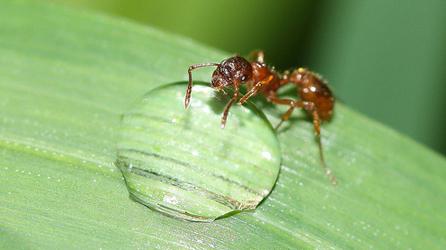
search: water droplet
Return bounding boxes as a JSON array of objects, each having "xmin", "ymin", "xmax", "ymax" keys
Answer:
[{"xmin": 116, "ymin": 83, "xmax": 281, "ymax": 222}]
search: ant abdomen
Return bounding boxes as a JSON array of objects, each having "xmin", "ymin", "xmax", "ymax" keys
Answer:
[{"xmin": 289, "ymin": 68, "xmax": 335, "ymax": 121}]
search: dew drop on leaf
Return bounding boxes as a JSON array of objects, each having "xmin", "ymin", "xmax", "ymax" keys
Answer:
[{"xmin": 116, "ymin": 82, "xmax": 281, "ymax": 222}]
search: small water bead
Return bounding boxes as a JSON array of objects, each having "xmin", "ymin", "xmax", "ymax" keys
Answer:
[{"xmin": 116, "ymin": 82, "xmax": 281, "ymax": 222}]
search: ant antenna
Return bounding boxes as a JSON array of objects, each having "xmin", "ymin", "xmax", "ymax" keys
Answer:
[{"xmin": 185, "ymin": 63, "xmax": 220, "ymax": 108}]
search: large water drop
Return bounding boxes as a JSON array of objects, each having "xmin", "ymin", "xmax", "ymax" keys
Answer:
[{"xmin": 116, "ymin": 82, "xmax": 281, "ymax": 222}]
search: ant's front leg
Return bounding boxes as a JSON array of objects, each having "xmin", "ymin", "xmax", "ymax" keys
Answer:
[
  {"xmin": 220, "ymin": 84, "xmax": 240, "ymax": 129},
  {"xmin": 239, "ymin": 75, "xmax": 274, "ymax": 105},
  {"xmin": 238, "ymin": 82, "xmax": 261, "ymax": 105}
]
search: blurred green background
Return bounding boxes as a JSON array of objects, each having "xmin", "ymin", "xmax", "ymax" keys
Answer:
[{"xmin": 42, "ymin": 0, "xmax": 446, "ymax": 155}]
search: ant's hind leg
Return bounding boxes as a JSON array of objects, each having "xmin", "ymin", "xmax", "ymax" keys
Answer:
[{"xmin": 312, "ymin": 111, "xmax": 337, "ymax": 185}]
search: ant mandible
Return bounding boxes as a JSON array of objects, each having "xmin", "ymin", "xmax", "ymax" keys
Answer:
[{"xmin": 184, "ymin": 51, "xmax": 336, "ymax": 185}]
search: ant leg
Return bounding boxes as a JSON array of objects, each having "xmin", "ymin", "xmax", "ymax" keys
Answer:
[
  {"xmin": 312, "ymin": 111, "xmax": 337, "ymax": 185},
  {"xmin": 248, "ymin": 50, "xmax": 265, "ymax": 63},
  {"xmin": 267, "ymin": 94, "xmax": 305, "ymax": 130},
  {"xmin": 221, "ymin": 85, "xmax": 240, "ymax": 129},
  {"xmin": 267, "ymin": 93, "xmax": 299, "ymax": 106},
  {"xmin": 274, "ymin": 106, "xmax": 295, "ymax": 130},
  {"xmin": 269, "ymin": 92, "xmax": 337, "ymax": 185},
  {"xmin": 185, "ymin": 63, "xmax": 220, "ymax": 108},
  {"xmin": 239, "ymin": 75, "xmax": 273, "ymax": 105},
  {"xmin": 239, "ymin": 83, "xmax": 260, "ymax": 104}
]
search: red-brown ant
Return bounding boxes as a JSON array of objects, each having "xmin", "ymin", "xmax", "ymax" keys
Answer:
[{"xmin": 184, "ymin": 51, "xmax": 336, "ymax": 184}]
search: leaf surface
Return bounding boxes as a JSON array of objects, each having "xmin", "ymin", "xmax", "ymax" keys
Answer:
[{"xmin": 0, "ymin": 1, "xmax": 445, "ymax": 249}]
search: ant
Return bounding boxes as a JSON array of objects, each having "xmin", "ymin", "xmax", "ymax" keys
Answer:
[{"xmin": 184, "ymin": 51, "xmax": 336, "ymax": 185}]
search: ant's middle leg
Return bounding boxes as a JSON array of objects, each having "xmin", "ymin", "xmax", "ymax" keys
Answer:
[
  {"xmin": 267, "ymin": 94, "xmax": 313, "ymax": 130},
  {"xmin": 275, "ymin": 106, "xmax": 295, "ymax": 130}
]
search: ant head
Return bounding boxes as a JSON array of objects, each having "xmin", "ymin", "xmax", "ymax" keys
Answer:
[{"xmin": 211, "ymin": 56, "xmax": 252, "ymax": 89}]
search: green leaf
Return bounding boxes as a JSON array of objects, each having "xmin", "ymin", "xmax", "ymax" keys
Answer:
[{"xmin": 0, "ymin": 0, "xmax": 445, "ymax": 249}]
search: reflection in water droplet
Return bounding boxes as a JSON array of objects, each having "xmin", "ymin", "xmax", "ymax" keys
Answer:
[
  {"xmin": 261, "ymin": 151, "xmax": 272, "ymax": 161},
  {"xmin": 163, "ymin": 195, "xmax": 179, "ymax": 205},
  {"xmin": 116, "ymin": 82, "xmax": 281, "ymax": 222}
]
